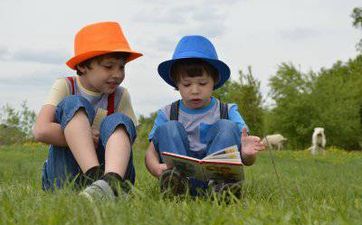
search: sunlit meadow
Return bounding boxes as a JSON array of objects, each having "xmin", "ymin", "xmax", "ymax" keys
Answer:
[{"xmin": 0, "ymin": 143, "xmax": 361, "ymax": 225}]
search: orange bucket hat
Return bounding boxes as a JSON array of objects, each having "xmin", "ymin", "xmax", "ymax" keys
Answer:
[{"xmin": 66, "ymin": 21, "xmax": 143, "ymax": 70}]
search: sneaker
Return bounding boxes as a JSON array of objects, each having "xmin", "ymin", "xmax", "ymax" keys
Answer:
[
  {"xmin": 79, "ymin": 179, "xmax": 116, "ymax": 201},
  {"xmin": 76, "ymin": 166, "xmax": 104, "ymax": 188},
  {"xmin": 159, "ymin": 169, "xmax": 188, "ymax": 196},
  {"xmin": 102, "ymin": 172, "xmax": 130, "ymax": 197}
]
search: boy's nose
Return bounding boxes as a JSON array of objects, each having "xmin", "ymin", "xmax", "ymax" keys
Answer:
[
  {"xmin": 113, "ymin": 69, "xmax": 124, "ymax": 79},
  {"xmin": 191, "ymin": 85, "xmax": 199, "ymax": 94}
]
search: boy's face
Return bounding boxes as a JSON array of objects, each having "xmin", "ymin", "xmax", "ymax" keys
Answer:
[
  {"xmin": 78, "ymin": 56, "xmax": 126, "ymax": 94},
  {"xmin": 177, "ymin": 71, "xmax": 214, "ymax": 109}
]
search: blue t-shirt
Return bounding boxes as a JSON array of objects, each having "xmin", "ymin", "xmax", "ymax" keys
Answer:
[{"xmin": 148, "ymin": 97, "xmax": 248, "ymax": 152}]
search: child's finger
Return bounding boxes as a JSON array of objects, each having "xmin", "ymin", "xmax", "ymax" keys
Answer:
[
  {"xmin": 165, "ymin": 164, "xmax": 173, "ymax": 169},
  {"xmin": 252, "ymin": 136, "xmax": 261, "ymax": 142},
  {"xmin": 242, "ymin": 127, "xmax": 248, "ymax": 138},
  {"xmin": 161, "ymin": 163, "xmax": 172, "ymax": 171}
]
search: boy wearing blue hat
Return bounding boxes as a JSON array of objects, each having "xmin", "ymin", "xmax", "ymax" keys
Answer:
[{"xmin": 145, "ymin": 35, "xmax": 265, "ymax": 196}]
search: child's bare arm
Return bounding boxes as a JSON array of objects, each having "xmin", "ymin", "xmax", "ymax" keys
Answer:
[
  {"xmin": 33, "ymin": 104, "xmax": 67, "ymax": 146},
  {"xmin": 145, "ymin": 141, "xmax": 169, "ymax": 177}
]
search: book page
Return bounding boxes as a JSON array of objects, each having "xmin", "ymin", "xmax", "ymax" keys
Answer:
[
  {"xmin": 202, "ymin": 163, "xmax": 244, "ymax": 182},
  {"xmin": 203, "ymin": 145, "xmax": 239, "ymax": 160},
  {"xmin": 203, "ymin": 157, "xmax": 241, "ymax": 164},
  {"xmin": 205, "ymin": 152, "xmax": 240, "ymax": 160},
  {"xmin": 162, "ymin": 152, "xmax": 205, "ymax": 180}
]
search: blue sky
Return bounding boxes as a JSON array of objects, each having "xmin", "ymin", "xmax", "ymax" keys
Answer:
[{"xmin": 0, "ymin": 0, "xmax": 360, "ymax": 116}]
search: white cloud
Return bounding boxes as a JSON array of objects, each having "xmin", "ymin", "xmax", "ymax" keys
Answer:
[
  {"xmin": 279, "ymin": 27, "xmax": 321, "ymax": 41},
  {"xmin": 0, "ymin": 0, "xmax": 360, "ymax": 117},
  {"xmin": 0, "ymin": 47, "xmax": 67, "ymax": 65}
]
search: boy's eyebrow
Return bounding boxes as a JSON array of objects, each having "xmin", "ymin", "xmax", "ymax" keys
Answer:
[{"xmin": 180, "ymin": 80, "xmax": 191, "ymax": 83}]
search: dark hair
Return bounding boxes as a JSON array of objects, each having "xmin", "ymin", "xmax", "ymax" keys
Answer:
[
  {"xmin": 170, "ymin": 59, "xmax": 219, "ymax": 88},
  {"xmin": 76, "ymin": 52, "xmax": 130, "ymax": 75}
]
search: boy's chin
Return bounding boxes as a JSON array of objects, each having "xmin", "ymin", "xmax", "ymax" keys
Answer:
[
  {"xmin": 104, "ymin": 88, "xmax": 117, "ymax": 94},
  {"xmin": 187, "ymin": 101, "xmax": 207, "ymax": 109}
]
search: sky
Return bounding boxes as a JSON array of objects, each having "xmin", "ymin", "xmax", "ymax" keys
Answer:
[{"xmin": 0, "ymin": 0, "xmax": 360, "ymax": 117}]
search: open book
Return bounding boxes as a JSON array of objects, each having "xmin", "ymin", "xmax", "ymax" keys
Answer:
[{"xmin": 162, "ymin": 145, "xmax": 244, "ymax": 182}]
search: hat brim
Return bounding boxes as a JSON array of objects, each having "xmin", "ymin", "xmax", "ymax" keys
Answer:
[
  {"xmin": 66, "ymin": 49, "xmax": 143, "ymax": 70},
  {"xmin": 157, "ymin": 57, "xmax": 230, "ymax": 89}
]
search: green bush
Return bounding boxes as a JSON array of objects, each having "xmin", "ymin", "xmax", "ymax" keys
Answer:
[
  {"xmin": 134, "ymin": 113, "xmax": 157, "ymax": 151},
  {"xmin": 0, "ymin": 101, "xmax": 36, "ymax": 145},
  {"xmin": 214, "ymin": 67, "xmax": 264, "ymax": 136},
  {"xmin": 266, "ymin": 56, "xmax": 362, "ymax": 150}
]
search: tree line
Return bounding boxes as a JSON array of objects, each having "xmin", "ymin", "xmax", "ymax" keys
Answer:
[
  {"xmin": 1, "ymin": 8, "xmax": 361, "ymax": 150},
  {"xmin": 133, "ymin": 54, "xmax": 361, "ymax": 151},
  {"xmin": 135, "ymin": 7, "xmax": 362, "ymax": 150}
]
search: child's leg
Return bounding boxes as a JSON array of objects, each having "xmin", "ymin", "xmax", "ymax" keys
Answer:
[
  {"xmin": 152, "ymin": 121, "xmax": 189, "ymax": 161},
  {"xmin": 204, "ymin": 119, "xmax": 243, "ymax": 198},
  {"xmin": 104, "ymin": 127, "xmax": 130, "ymax": 176},
  {"xmin": 42, "ymin": 145, "xmax": 80, "ymax": 190},
  {"xmin": 204, "ymin": 119, "xmax": 241, "ymax": 155},
  {"xmin": 79, "ymin": 113, "xmax": 136, "ymax": 200},
  {"xmin": 42, "ymin": 95, "xmax": 97, "ymax": 190},
  {"xmin": 64, "ymin": 109, "xmax": 99, "ymax": 173},
  {"xmin": 98, "ymin": 112, "xmax": 136, "ymax": 184},
  {"xmin": 152, "ymin": 121, "xmax": 191, "ymax": 195}
]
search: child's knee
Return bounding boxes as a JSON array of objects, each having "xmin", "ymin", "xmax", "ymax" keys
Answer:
[
  {"xmin": 101, "ymin": 113, "xmax": 135, "ymax": 130},
  {"xmin": 60, "ymin": 96, "xmax": 93, "ymax": 110},
  {"xmin": 100, "ymin": 113, "xmax": 136, "ymax": 145},
  {"xmin": 213, "ymin": 119, "xmax": 238, "ymax": 132},
  {"xmin": 153, "ymin": 121, "xmax": 185, "ymax": 141},
  {"xmin": 56, "ymin": 96, "xmax": 95, "ymax": 127},
  {"xmin": 158, "ymin": 121, "xmax": 184, "ymax": 134}
]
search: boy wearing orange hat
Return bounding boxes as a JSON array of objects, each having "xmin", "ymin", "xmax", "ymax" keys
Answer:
[{"xmin": 33, "ymin": 21, "xmax": 142, "ymax": 200}]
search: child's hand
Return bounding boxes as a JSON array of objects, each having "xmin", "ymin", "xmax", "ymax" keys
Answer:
[
  {"xmin": 241, "ymin": 127, "xmax": 265, "ymax": 156},
  {"xmin": 91, "ymin": 128, "xmax": 100, "ymax": 147},
  {"xmin": 156, "ymin": 163, "xmax": 171, "ymax": 178}
]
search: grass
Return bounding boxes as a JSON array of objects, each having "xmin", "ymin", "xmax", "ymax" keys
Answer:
[{"xmin": 0, "ymin": 143, "xmax": 361, "ymax": 225}]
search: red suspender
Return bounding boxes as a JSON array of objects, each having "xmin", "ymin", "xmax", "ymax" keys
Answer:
[
  {"xmin": 107, "ymin": 92, "xmax": 115, "ymax": 115},
  {"xmin": 66, "ymin": 76, "xmax": 75, "ymax": 95}
]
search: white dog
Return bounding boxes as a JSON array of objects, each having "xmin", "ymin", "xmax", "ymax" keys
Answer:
[
  {"xmin": 262, "ymin": 134, "xmax": 287, "ymax": 150},
  {"xmin": 309, "ymin": 127, "xmax": 326, "ymax": 155}
]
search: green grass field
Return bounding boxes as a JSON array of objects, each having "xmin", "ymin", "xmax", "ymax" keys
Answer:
[{"xmin": 0, "ymin": 143, "xmax": 361, "ymax": 225}]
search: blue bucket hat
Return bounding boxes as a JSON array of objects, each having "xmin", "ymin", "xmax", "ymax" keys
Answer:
[{"xmin": 158, "ymin": 35, "xmax": 230, "ymax": 89}]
